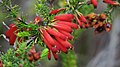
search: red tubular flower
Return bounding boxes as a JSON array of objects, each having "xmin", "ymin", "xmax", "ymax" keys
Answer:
[
  {"xmin": 51, "ymin": 47, "xmax": 59, "ymax": 53},
  {"xmin": 34, "ymin": 16, "xmax": 42, "ymax": 24},
  {"xmin": 54, "ymin": 39, "xmax": 68, "ymax": 53},
  {"xmin": 48, "ymin": 49, "xmax": 51, "ymax": 60},
  {"xmin": 54, "ymin": 14, "xmax": 74, "ymax": 22},
  {"xmin": 42, "ymin": 36, "xmax": 59, "ymax": 53},
  {"xmin": 42, "ymin": 29, "xmax": 55, "ymax": 47},
  {"xmin": 56, "ymin": 21, "xmax": 78, "ymax": 29},
  {"xmin": 50, "ymin": 8, "xmax": 65, "ymax": 14},
  {"xmin": 85, "ymin": 23, "xmax": 90, "ymax": 28},
  {"xmin": 55, "ymin": 37, "xmax": 73, "ymax": 49},
  {"xmin": 9, "ymin": 23, "xmax": 16, "ymax": 28},
  {"xmin": 46, "ymin": 28, "xmax": 67, "ymax": 40},
  {"xmin": 58, "ymin": 30, "xmax": 73, "ymax": 40},
  {"xmin": 52, "ymin": 51, "xmax": 58, "ymax": 60},
  {"xmin": 5, "ymin": 24, "xmax": 18, "ymax": 45},
  {"xmin": 53, "ymin": 24, "xmax": 72, "ymax": 33},
  {"xmin": 103, "ymin": 0, "xmax": 119, "ymax": 5},
  {"xmin": 6, "ymin": 25, "xmax": 17, "ymax": 38},
  {"xmin": 75, "ymin": 15, "xmax": 83, "ymax": 28},
  {"xmin": 42, "ymin": 36, "xmax": 53, "ymax": 50},
  {"xmin": 79, "ymin": 14, "xmax": 87, "ymax": 23},
  {"xmin": 91, "ymin": 0, "xmax": 98, "ymax": 8}
]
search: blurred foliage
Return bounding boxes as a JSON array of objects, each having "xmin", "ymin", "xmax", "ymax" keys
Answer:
[{"xmin": 1, "ymin": 42, "xmax": 34, "ymax": 67}]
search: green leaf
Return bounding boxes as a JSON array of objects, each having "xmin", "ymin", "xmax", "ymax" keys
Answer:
[
  {"xmin": 40, "ymin": 48, "xmax": 49, "ymax": 59},
  {"xmin": 17, "ymin": 31, "xmax": 30, "ymax": 37}
]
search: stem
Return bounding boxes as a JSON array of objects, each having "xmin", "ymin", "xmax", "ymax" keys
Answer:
[
  {"xmin": 0, "ymin": 34, "xmax": 9, "ymax": 42},
  {"xmin": 2, "ymin": 22, "xmax": 10, "ymax": 29}
]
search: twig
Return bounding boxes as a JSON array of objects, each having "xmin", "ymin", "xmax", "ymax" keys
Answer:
[
  {"xmin": 0, "ymin": 34, "xmax": 9, "ymax": 42},
  {"xmin": 2, "ymin": 22, "xmax": 10, "ymax": 29}
]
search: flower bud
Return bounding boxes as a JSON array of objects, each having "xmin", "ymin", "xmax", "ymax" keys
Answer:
[
  {"xmin": 104, "ymin": 22, "xmax": 112, "ymax": 32},
  {"xmin": 50, "ymin": 8, "xmax": 65, "ymax": 14},
  {"xmin": 33, "ymin": 52, "xmax": 40, "ymax": 60},
  {"xmin": 9, "ymin": 33, "xmax": 17, "ymax": 45}
]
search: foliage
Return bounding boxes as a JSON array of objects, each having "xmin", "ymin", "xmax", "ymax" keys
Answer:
[{"xmin": 0, "ymin": 0, "xmax": 119, "ymax": 67}]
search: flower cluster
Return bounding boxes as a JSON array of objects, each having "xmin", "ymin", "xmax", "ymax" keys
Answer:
[
  {"xmin": 40, "ymin": 14, "xmax": 78, "ymax": 60},
  {"xmin": 3, "ymin": 0, "xmax": 115, "ymax": 61},
  {"xmin": 85, "ymin": 13, "xmax": 112, "ymax": 33},
  {"xmin": 75, "ymin": 11, "xmax": 88, "ymax": 28},
  {"xmin": 27, "ymin": 46, "xmax": 40, "ymax": 62}
]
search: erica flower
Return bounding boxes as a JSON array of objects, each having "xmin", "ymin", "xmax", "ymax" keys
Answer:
[
  {"xmin": 58, "ymin": 30, "xmax": 73, "ymax": 40},
  {"xmin": 5, "ymin": 24, "xmax": 18, "ymax": 45},
  {"xmin": 79, "ymin": 14, "xmax": 87, "ymax": 23},
  {"xmin": 56, "ymin": 21, "xmax": 78, "ymax": 29},
  {"xmin": 28, "ymin": 46, "xmax": 41, "ymax": 61},
  {"xmin": 34, "ymin": 16, "xmax": 42, "ymax": 24},
  {"xmin": 47, "ymin": 49, "xmax": 58, "ymax": 60},
  {"xmin": 91, "ymin": 0, "xmax": 98, "ymax": 8},
  {"xmin": 103, "ymin": 0, "xmax": 120, "ymax": 5},
  {"xmin": 99, "ymin": 14, "xmax": 107, "ymax": 21},
  {"xmin": 53, "ymin": 24, "xmax": 73, "ymax": 33},
  {"xmin": 46, "ymin": 28, "xmax": 67, "ymax": 40},
  {"xmin": 75, "ymin": 15, "xmax": 83, "ymax": 28},
  {"xmin": 85, "ymin": 13, "xmax": 112, "ymax": 34},
  {"xmin": 54, "ymin": 14, "xmax": 74, "ymax": 22},
  {"xmin": 50, "ymin": 8, "xmax": 65, "ymax": 14},
  {"xmin": 6, "ymin": 24, "xmax": 17, "ymax": 38}
]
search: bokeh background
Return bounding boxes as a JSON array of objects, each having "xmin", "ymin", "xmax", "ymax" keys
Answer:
[{"xmin": 0, "ymin": 0, "xmax": 120, "ymax": 67}]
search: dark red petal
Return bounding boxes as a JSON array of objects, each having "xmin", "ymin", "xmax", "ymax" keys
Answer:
[
  {"xmin": 91, "ymin": 0, "xmax": 98, "ymax": 8},
  {"xmin": 34, "ymin": 16, "xmax": 42, "ymax": 24},
  {"xmin": 9, "ymin": 34, "xmax": 17, "ymax": 46},
  {"xmin": 52, "ymin": 51, "xmax": 58, "ymax": 60},
  {"xmin": 48, "ymin": 50, "xmax": 51, "ymax": 60}
]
